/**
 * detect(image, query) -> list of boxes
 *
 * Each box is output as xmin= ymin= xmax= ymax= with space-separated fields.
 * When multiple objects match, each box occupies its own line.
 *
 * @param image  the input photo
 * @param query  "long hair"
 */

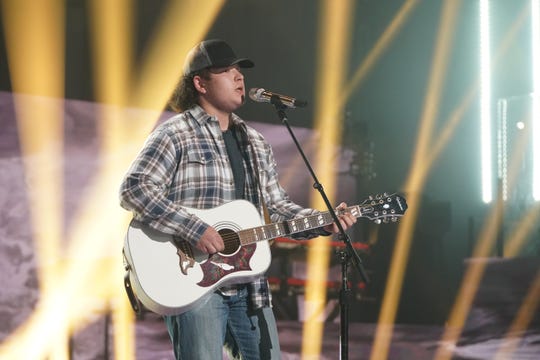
xmin=168 ymin=69 xmax=210 ymax=113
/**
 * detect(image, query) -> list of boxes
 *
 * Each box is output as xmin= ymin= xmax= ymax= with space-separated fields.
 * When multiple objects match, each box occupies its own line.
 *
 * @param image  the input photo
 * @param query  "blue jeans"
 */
xmin=164 ymin=285 xmax=281 ymax=359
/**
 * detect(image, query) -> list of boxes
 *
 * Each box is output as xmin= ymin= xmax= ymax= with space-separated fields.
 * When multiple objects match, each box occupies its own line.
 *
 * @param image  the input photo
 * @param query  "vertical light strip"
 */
xmin=303 ymin=0 xmax=353 ymax=358
xmin=497 ymin=98 xmax=508 ymax=201
xmin=86 ymin=1 xmax=135 ymax=359
xmin=532 ymin=0 xmax=540 ymax=200
xmin=480 ymin=0 xmax=493 ymax=203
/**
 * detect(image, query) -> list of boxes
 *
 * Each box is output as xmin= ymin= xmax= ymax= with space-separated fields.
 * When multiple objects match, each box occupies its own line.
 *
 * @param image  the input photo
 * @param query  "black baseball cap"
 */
xmin=183 ymin=39 xmax=254 ymax=76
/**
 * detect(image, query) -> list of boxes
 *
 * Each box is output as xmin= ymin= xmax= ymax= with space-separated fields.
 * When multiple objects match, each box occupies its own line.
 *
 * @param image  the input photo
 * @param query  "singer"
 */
xmin=119 ymin=39 xmax=356 ymax=360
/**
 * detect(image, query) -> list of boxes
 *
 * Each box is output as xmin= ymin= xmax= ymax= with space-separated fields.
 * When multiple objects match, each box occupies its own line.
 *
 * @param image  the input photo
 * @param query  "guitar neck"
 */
xmin=238 ymin=205 xmax=362 ymax=246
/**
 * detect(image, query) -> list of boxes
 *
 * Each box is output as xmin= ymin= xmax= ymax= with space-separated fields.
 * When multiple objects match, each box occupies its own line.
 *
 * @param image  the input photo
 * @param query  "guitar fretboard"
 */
xmin=238 ymin=205 xmax=363 ymax=245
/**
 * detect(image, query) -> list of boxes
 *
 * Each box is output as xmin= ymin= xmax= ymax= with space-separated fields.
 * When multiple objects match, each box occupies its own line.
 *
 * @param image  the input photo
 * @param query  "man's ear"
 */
xmin=193 ymin=75 xmax=206 ymax=94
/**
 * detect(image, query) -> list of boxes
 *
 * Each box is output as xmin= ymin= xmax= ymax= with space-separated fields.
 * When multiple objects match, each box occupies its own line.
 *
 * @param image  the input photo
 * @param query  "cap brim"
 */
xmin=212 ymin=57 xmax=254 ymax=69
xmin=233 ymin=58 xmax=254 ymax=68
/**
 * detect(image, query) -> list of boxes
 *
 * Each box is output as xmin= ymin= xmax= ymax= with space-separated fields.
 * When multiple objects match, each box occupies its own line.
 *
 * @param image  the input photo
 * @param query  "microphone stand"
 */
xmin=270 ymin=96 xmax=369 ymax=360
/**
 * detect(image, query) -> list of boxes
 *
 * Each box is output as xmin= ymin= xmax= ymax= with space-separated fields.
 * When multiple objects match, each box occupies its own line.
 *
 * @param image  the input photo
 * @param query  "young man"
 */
xmin=119 ymin=39 xmax=356 ymax=360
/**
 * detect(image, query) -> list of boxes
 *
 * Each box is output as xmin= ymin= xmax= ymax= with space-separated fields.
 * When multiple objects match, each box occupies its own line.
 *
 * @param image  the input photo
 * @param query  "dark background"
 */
xmin=1 ymin=0 xmax=537 ymax=325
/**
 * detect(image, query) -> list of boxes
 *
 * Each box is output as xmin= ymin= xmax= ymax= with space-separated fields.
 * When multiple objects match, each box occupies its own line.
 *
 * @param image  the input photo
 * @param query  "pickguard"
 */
xmin=197 ymin=244 xmax=256 ymax=287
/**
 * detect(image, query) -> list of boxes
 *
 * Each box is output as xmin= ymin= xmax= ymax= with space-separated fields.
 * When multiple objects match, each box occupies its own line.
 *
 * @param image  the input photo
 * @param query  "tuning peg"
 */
xmin=374 ymin=219 xmax=381 ymax=224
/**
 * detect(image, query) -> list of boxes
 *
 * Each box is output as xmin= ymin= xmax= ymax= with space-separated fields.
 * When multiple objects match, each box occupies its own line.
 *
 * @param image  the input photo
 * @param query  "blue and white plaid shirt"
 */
xmin=120 ymin=105 xmax=328 ymax=308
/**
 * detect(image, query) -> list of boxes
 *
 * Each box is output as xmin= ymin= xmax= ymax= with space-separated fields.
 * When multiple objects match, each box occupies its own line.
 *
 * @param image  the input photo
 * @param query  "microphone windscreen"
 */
xmin=248 ymin=88 xmax=265 ymax=102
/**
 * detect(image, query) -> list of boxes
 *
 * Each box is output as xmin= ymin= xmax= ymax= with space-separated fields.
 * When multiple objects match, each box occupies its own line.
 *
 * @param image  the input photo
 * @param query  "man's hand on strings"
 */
xmin=197 ymin=227 xmax=225 ymax=254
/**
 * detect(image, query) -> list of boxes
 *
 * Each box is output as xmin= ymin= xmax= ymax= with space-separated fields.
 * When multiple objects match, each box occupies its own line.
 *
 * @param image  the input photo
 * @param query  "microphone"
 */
xmin=249 ymin=88 xmax=307 ymax=108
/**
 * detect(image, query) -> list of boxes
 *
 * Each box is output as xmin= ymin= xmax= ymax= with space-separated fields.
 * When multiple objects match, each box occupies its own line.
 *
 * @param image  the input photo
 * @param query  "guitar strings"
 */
xmin=217 ymin=215 xmax=323 ymax=247
xmin=219 ymin=228 xmax=276 ymax=247
xmin=216 ymin=205 xmax=374 ymax=247
xmin=216 ymin=211 xmax=339 ymax=246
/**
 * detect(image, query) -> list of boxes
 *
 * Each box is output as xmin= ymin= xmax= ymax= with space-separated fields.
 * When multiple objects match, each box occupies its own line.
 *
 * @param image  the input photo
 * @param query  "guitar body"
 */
xmin=123 ymin=200 xmax=271 ymax=315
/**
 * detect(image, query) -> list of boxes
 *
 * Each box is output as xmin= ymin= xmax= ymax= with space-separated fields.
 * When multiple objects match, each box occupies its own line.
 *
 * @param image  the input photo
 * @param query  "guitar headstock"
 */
xmin=359 ymin=192 xmax=408 ymax=224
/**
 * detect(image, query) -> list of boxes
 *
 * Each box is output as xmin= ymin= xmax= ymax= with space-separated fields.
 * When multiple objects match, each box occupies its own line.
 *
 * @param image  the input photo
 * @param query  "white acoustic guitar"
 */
xmin=123 ymin=193 xmax=407 ymax=315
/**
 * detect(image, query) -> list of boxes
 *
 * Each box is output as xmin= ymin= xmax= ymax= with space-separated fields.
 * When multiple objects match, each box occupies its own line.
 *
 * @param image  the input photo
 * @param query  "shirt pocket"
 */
xmin=178 ymin=141 xmax=227 ymax=204
xmin=186 ymin=146 xmax=216 ymax=165
xmin=184 ymin=142 xmax=217 ymax=182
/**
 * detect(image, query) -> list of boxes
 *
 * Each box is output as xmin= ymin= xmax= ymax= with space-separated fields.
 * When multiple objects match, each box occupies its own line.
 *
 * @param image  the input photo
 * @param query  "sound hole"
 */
xmin=219 ymin=228 xmax=240 ymax=255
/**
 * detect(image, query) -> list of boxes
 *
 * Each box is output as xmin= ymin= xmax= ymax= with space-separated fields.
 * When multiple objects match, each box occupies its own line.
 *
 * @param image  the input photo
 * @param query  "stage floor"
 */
xmin=131 ymin=313 xmax=540 ymax=360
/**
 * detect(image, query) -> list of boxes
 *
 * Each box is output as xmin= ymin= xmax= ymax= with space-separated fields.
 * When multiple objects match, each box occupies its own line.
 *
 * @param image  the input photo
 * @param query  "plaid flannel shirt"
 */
xmin=119 ymin=105 xmax=329 ymax=309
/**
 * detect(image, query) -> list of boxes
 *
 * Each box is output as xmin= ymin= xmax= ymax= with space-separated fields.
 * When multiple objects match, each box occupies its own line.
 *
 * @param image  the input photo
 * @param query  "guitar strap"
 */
xmin=247 ymin=144 xmax=274 ymax=248
xmin=239 ymin=123 xmax=271 ymax=225
xmin=261 ymin=199 xmax=271 ymax=225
